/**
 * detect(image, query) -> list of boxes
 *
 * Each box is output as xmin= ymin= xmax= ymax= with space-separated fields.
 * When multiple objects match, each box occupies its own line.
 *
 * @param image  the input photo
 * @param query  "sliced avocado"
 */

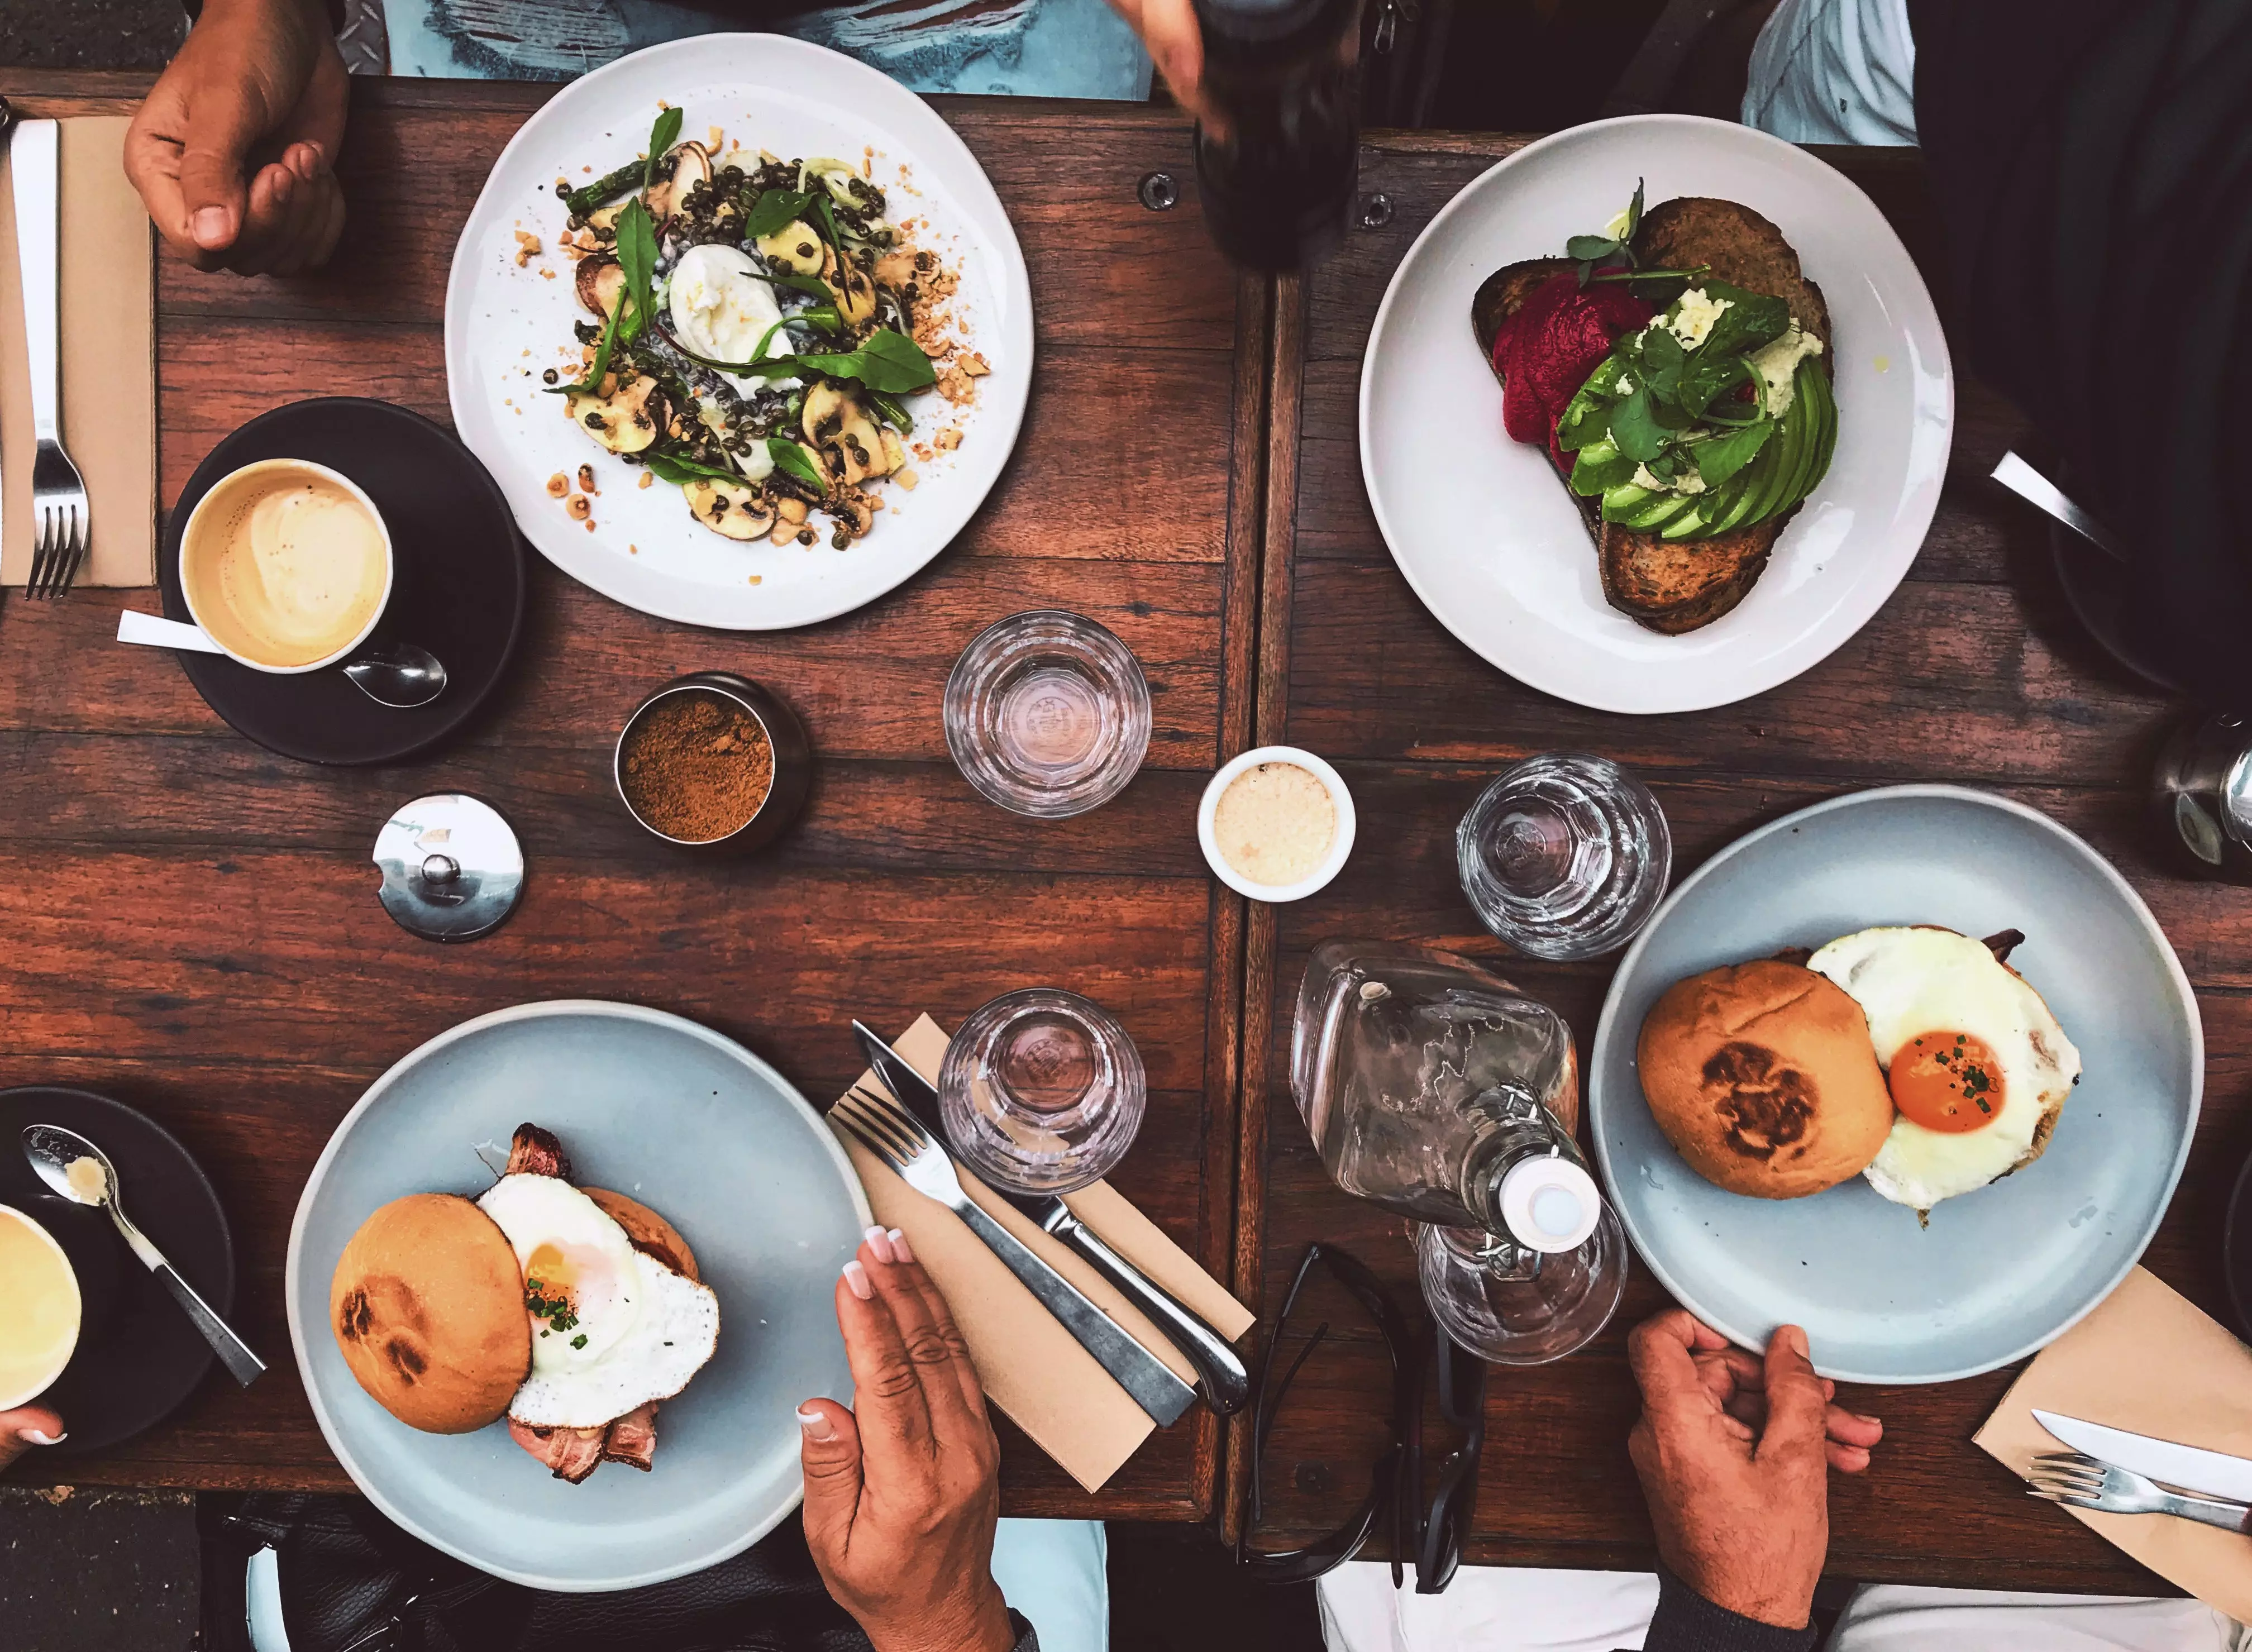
xmin=1658 ymin=499 xmax=1717 ymax=540
xmin=1625 ymin=491 xmax=1695 ymax=532
xmin=1801 ymin=361 xmax=1839 ymax=500
xmin=1739 ymin=387 xmax=1810 ymax=529
xmin=1768 ymin=363 xmax=1831 ymax=522
xmin=1601 ymin=483 xmax=1654 ymax=518
xmin=1698 ymin=464 xmax=1764 ymax=536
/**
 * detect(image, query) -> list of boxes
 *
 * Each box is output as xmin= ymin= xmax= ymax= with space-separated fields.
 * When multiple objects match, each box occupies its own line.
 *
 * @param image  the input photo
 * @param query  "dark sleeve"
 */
xmin=1009 ymin=1608 xmax=1039 ymax=1652
xmin=1634 ymin=1565 xmax=1817 ymax=1652
xmin=1906 ymin=0 xmax=2252 ymax=708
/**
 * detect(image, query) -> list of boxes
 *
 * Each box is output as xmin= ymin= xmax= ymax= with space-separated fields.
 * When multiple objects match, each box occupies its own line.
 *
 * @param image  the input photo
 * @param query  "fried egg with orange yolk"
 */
xmin=1806 ymin=926 xmax=2081 ymax=1214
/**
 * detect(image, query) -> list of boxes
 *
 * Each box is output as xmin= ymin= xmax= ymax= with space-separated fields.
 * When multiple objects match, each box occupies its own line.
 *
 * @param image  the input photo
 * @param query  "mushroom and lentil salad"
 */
xmin=544 ymin=106 xmax=974 ymax=550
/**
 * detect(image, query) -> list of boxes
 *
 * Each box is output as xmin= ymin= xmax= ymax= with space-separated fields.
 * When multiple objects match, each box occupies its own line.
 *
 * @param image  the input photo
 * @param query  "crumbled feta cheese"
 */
xmin=1748 ymin=320 xmax=1826 ymax=416
xmin=1631 ymin=463 xmax=1706 ymax=496
xmin=1666 ymin=287 xmax=1733 ymax=350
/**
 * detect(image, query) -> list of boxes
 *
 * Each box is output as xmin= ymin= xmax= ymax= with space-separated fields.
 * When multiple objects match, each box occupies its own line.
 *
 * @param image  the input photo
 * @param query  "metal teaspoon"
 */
xmin=21 ymin=1123 xmax=265 ymax=1385
xmin=114 ymin=612 xmax=450 ymax=709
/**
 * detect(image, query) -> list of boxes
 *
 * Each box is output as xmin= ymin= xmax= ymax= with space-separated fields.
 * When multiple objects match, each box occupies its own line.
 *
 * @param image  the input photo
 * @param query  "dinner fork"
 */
xmin=2027 ymin=1451 xmax=2252 ymax=1534
xmin=832 ymin=1082 xmax=1195 ymax=1425
xmin=12 ymin=120 xmax=90 ymax=598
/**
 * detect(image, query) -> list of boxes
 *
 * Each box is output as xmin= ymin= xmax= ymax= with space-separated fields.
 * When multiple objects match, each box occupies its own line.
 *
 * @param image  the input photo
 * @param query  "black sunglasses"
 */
xmin=1234 ymin=1242 xmax=1487 ymax=1592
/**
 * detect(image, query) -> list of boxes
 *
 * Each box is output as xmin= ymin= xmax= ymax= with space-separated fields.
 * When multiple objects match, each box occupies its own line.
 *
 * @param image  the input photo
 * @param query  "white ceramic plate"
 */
xmin=1359 ymin=115 xmax=1952 ymax=714
xmin=1588 ymin=788 xmax=2201 ymax=1384
xmin=445 ymin=35 xmax=1033 ymax=629
xmin=286 ymin=1001 xmax=873 ymax=1591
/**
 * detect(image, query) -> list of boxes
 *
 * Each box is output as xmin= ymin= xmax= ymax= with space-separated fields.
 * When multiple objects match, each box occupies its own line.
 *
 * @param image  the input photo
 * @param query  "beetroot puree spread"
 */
xmin=1492 ymin=271 xmax=1653 ymax=470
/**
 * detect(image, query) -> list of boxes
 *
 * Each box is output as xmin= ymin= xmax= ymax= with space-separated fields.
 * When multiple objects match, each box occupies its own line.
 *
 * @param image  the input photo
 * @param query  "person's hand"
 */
xmin=0 ymin=1406 xmax=65 ymax=1476
xmin=1104 ymin=0 xmax=1214 ymax=123
xmin=123 ymin=0 xmax=349 ymax=276
xmin=799 ymin=1227 xmax=1014 ymax=1652
xmin=1626 ymin=1310 xmax=1883 ymax=1630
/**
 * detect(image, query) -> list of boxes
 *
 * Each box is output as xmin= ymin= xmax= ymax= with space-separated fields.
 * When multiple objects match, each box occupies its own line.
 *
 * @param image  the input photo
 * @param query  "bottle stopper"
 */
xmin=1498 ymin=1155 xmax=1601 ymax=1253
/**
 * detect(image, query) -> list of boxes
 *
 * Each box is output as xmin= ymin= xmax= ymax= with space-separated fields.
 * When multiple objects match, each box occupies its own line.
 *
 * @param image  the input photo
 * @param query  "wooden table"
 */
xmin=4 ymin=75 xmax=2240 ymax=1593
xmin=1 ymin=73 xmax=1263 ymax=1524
xmin=1234 ymin=133 xmax=2248 ymax=1593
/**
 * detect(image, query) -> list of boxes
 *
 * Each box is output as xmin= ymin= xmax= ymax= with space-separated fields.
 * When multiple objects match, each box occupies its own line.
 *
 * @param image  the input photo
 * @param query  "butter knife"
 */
xmin=852 ymin=1021 xmax=1249 ymax=1416
xmin=2034 ymin=1410 xmax=2252 ymax=1504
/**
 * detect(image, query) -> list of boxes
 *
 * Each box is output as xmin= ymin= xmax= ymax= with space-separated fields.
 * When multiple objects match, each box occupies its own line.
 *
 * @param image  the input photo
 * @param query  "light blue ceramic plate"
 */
xmin=285 ymin=1001 xmax=871 ymax=1590
xmin=1590 ymin=786 xmax=2201 ymax=1384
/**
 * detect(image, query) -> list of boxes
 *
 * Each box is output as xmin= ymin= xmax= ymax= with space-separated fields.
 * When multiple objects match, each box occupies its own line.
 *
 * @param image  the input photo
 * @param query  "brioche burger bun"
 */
xmin=330 ymin=1192 xmax=530 ymax=1434
xmin=1636 ymin=959 xmax=1895 ymax=1199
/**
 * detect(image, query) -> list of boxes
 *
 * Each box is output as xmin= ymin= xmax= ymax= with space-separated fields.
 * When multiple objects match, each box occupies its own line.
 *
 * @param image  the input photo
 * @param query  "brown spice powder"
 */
xmin=621 ymin=690 xmax=775 ymax=842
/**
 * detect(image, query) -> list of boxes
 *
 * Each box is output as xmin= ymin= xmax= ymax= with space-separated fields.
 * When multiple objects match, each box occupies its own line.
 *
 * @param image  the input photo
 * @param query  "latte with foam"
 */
xmin=183 ymin=460 xmax=390 ymax=670
xmin=0 ymin=1205 xmax=79 ymax=1409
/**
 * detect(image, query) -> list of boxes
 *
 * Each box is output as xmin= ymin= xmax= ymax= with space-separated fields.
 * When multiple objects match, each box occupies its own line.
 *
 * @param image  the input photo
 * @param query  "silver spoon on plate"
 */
xmin=21 ymin=1123 xmax=265 ymax=1385
xmin=115 ymin=611 xmax=449 ymax=709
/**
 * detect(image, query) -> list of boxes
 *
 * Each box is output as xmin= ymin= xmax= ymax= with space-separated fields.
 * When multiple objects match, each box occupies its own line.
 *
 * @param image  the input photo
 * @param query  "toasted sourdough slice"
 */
xmin=1471 ymin=198 xmax=1831 ymax=634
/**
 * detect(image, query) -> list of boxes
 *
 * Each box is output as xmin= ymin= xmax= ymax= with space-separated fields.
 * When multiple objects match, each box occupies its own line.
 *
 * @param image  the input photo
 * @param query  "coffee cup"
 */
xmin=179 ymin=459 xmax=394 ymax=672
xmin=0 ymin=1204 xmax=82 ymax=1410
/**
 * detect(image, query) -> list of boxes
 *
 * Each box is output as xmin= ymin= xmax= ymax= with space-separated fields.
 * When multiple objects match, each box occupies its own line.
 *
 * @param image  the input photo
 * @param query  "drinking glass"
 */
xmin=943 ymin=611 xmax=1152 ymax=818
xmin=938 ymin=989 xmax=1147 ymax=1193
xmin=1456 ymin=754 xmax=1671 ymax=961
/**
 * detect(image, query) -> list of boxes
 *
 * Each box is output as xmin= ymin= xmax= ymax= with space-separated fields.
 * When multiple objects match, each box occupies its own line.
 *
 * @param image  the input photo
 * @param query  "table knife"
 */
xmin=852 ymin=1020 xmax=1251 ymax=1416
xmin=2033 ymin=1410 xmax=2252 ymax=1503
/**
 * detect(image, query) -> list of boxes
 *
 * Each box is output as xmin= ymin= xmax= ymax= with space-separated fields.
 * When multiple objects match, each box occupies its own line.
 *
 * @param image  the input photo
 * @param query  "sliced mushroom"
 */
xmin=585 ymin=201 xmax=627 ymax=236
xmin=756 ymin=219 xmax=824 ymax=276
xmin=801 ymin=382 xmax=894 ymax=488
xmin=683 ymin=476 xmax=777 ymax=541
xmin=872 ymin=247 xmax=916 ymax=291
xmin=643 ymin=140 xmax=712 ymax=221
xmin=575 ymin=257 xmax=626 ymax=319
xmin=566 ymin=374 xmax=663 ymax=455
xmin=833 ymin=260 xmax=878 ymax=326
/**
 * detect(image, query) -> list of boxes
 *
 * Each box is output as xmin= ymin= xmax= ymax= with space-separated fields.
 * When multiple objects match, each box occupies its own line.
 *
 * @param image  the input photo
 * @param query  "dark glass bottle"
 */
xmin=1191 ymin=0 xmax=1364 ymax=272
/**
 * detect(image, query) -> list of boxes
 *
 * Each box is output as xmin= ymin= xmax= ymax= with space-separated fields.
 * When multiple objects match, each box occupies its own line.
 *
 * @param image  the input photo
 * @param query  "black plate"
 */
xmin=160 ymin=398 xmax=528 ymax=765
xmin=0 ymin=1087 xmax=236 ymax=1455
xmin=2226 ymin=1147 xmax=2252 ymax=1341
xmin=2050 ymin=524 xmax=2189 ymax=696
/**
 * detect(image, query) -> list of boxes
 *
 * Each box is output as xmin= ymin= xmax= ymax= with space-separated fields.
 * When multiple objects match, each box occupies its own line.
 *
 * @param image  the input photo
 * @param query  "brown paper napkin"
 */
xmin=0 ymin=117 xmax=156 ymax=587
xmin=1976 ymin=1267 xmax=2252 ymax=1620
xmin=828 ymin=1016 xmax=1254 ymax=1494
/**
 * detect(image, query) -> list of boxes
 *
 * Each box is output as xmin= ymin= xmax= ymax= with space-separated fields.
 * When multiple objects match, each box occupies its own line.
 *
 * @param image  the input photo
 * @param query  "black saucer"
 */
xmin=160 ymin=398 xmax=528 ymax=765
xmin=0 ymin=1087 xmax=236 ymax=1455
xmin=2226 ymin=1148 xmax=2252 ymax=1341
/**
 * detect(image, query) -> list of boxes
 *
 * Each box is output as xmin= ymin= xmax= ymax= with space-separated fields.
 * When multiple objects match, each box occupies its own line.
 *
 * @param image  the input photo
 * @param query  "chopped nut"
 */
xmin=566 ymin=493 xmax=592 ymax=519
xmin=629 ymin=543 xmax=640 ymax=555
xmin=584 ymin=519 xmax=597 ymax=532
xmin=545 ymin=472 xmax=570 ymax=498
xmin=748 ymin=574 xmax=762 ymax=585
xmin=577 ymin=464 xmax=598 ymax=494
xmin=708 ymin=125 xmax=725 ymax=150
xmin=513 ymin=229 xmax=543 ymax=268
xmin=637 ymin=471 xmax=654 ymax=489
xmin=895 ymin=469 xmax=919 ymax=490
xmin=539 ymin=268 xmax=556 ymax=280
xmin=959 ymin=351 xmax=991 ymax=378
xmin=936 ymin=428 xmax=962 ymax=451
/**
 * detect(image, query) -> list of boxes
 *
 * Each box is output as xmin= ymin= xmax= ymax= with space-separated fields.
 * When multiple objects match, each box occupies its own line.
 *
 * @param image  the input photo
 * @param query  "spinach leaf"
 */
xmin=746 ymin=189 xmax=817 ymax=240
xmin=614 ymin=199 xmax=659 ymax=345
xmin=767 ymin=438 xmax=827 ymax=490
xmin=790 ymin=328 xmax=937 ymax=393
xmin=1691 ymin=418 xmax=1774 ymax=488
xmin=645 ymin=450 xmax=746 ymax=487
xmin=1632 ymin=326 xmax=1686 ymax=403
xmin=1686 ymin=355 xmax=1766 ymax=424
xmin=643 ymin=107 xmax=684 ymax=190
xmin=1695 ymin=283 xmax=1791 ymax=359
xmin=765 ymin=271 xmax=834 ymax=302
xmin=548 ymin=302 xmax=623 ymax=398
xmin=1609 ymin=385 xmax=1667 ymax=464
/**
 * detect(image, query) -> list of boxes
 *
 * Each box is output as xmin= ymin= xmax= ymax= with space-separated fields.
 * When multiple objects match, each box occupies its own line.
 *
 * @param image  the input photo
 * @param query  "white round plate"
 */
xmin=1588 ymin=787 xmax=2201 ymax=1384
xmin=446 ymin=35 xmax=1033 ymax=629
xmin=286 ymin=1001 xmax=872 ymax=1591
xmin=1359 ymin=115 xmax=1952 ymax=714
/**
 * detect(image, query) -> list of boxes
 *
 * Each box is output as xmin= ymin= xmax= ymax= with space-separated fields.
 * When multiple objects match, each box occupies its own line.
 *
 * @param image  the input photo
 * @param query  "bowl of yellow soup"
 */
xmin=0 ymin=1204 xmax=82 ymax=1409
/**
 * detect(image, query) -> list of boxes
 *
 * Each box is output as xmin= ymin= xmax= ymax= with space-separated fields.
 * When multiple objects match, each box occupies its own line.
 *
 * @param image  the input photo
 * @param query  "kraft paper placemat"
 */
xmin=1976 ymin=1267 xmax=2252 ymax=1621
xmin=0 ymin=117 xmax=156 ymax=587
xmin=829 ymin=1015 xmax=1254 ymax=1494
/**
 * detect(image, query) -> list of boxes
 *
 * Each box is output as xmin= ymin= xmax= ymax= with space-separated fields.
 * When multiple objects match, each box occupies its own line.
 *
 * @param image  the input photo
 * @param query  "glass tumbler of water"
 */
xmin=1457 ymin=754 xmax=1671 ymax=961
xmin=1415 ymin=1208 xmax=1629 ymax=1367
xmin=938 ymin=989 xmax=1148 ymax=1194
xmin=943 ymin=611 xmax=1152 ymax=818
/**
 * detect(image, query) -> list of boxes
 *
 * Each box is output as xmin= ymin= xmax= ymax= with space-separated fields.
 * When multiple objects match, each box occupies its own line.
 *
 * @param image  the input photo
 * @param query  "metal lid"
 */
xmin=373 ymin=793 xmax=523 ymax=942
